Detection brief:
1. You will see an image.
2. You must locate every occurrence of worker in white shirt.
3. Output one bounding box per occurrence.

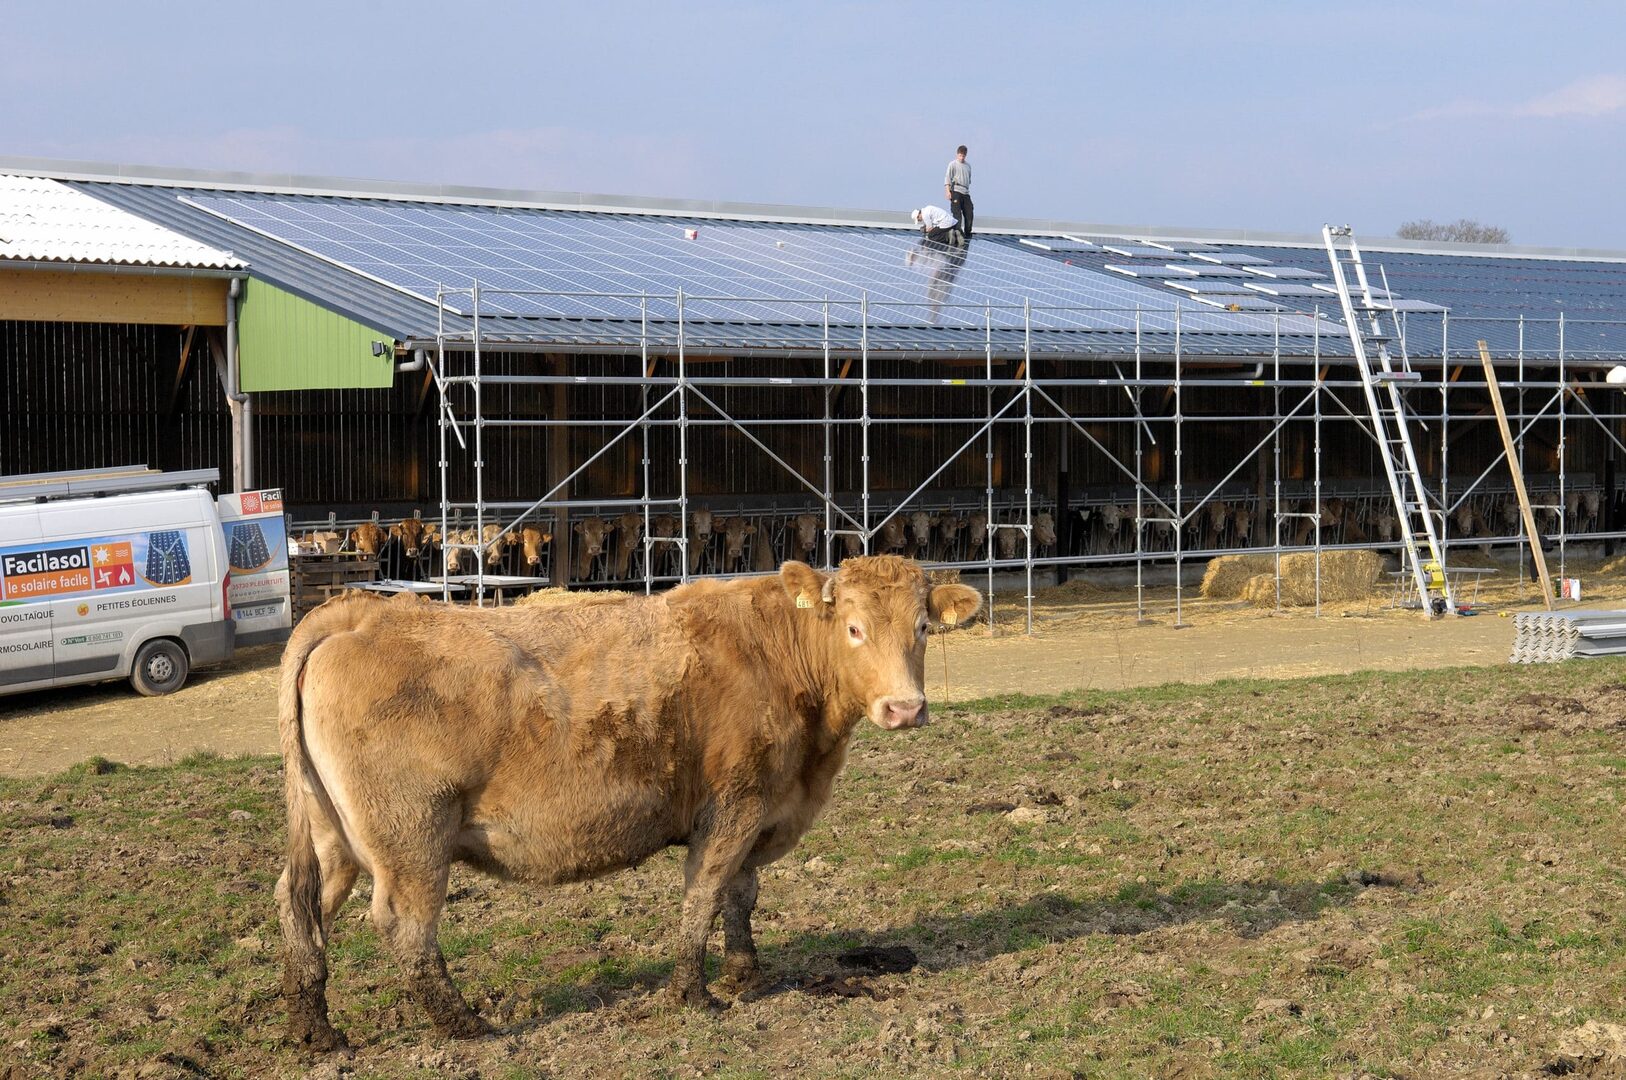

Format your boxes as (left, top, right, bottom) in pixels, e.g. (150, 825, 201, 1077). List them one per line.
(910, 205, 964, 246)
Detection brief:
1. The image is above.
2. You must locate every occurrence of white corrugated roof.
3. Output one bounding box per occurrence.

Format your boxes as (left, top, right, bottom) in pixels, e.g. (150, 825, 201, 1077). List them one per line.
(0, 173, 244, 269)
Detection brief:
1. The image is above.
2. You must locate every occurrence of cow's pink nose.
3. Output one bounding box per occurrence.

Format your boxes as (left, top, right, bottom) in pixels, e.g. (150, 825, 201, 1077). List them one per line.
(884, 698, 926, 728)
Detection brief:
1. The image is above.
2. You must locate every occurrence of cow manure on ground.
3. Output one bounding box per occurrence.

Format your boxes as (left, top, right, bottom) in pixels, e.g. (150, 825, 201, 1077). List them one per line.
(798, 973, 897, 1000)
(1045, 704, 1102, 719)
(836, 945, 917, 974)
(964, 800, 1017, 816)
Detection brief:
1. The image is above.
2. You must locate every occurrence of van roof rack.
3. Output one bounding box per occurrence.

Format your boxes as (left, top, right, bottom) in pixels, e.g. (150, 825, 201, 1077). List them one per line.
(0, 465, 221, 504)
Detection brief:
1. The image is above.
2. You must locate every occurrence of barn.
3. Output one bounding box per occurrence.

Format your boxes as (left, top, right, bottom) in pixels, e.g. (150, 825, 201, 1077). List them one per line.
(5, 157, 1626, 600)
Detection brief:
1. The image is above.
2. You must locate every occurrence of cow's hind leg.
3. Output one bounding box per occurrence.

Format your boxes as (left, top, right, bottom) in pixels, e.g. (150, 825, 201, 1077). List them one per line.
(312, 811, 359, 938)
(717, 867, 761, 991)
(371, 860, 492, 1039)
(277, 794, 347, 1053)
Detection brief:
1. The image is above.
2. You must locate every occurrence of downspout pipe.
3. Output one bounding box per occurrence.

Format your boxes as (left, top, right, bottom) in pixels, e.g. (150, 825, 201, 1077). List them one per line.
(395, 346, 426, 373)
(223, 278, 252, 491)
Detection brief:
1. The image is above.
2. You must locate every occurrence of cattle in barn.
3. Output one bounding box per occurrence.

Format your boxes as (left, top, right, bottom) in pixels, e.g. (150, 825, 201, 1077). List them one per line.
(391, 518, 430, 560)
(934, 511, 967, 561)
(841, 531, 864, 559)
(1202, 502, 1230, 550)
(688, 509, 717, 575)
(790, 513, 820, 564)
(350, 522, 387, 557)
(1033, 511, 1057, 554)
(1497, 495, 1521, 537)
(1451, 502, 1488, 540)
(717, 516, 757, 574)
(965, 510, 990, 559)
(441, 528, 477, 576)
(572, 516, 615, 582)
(610, 513, 646, 581)
(481, 523, 514, 572)
(750, 517, 781, 573)
(275, 557, 982, 1048)
(1582, 489, 1602, 533)
(993, 520, 1021, 560)
(1096, 504, 1131, 554)
(876, 517, 908, 555)
(905, 511, 936, 560)
(518, 525, 552, 572)
(1229, 506, 1255, 548)
(1371, 505, 1399, 545)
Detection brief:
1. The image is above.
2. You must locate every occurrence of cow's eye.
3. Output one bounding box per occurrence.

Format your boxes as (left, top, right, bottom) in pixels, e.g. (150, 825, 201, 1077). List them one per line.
(847, 624, 864, 643)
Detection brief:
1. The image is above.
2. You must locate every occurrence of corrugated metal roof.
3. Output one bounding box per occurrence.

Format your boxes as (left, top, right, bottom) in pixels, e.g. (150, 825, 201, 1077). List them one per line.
(0, 174, 244, 270)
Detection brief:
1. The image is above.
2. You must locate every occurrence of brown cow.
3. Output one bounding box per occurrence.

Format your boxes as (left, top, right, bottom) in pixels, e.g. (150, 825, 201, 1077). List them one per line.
(572, 516, 615, 582)
(905, 511, 936, 560)
(790, 513, 820, 563)
(934, 511, 967, 561)
(751, 518, 779, 573)
(275, 558, 981, 1048)
(391, 518, 429, 558)
(717, 515, 756, 573)
(350, 522, 387, 557)
(441, 527, 476, 575)
(650, 514, 680, 577)
(876, 517, 907, 555)
(1033, 511, 1057, 553)
(840, 531, 864, 559)
(610, 512, 646, 581)
(481, 523, 512, 571)
(519, 525, 552, 570)
(688, 509, 716, 575)
(966, 510, 989, 558)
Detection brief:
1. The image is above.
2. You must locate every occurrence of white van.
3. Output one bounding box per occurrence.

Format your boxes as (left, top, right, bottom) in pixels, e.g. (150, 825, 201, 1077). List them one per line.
(0, 467, 291, 697)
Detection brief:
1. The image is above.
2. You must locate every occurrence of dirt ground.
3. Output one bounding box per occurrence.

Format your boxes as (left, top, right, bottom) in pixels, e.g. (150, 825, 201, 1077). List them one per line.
(0, 553, 1610, 778)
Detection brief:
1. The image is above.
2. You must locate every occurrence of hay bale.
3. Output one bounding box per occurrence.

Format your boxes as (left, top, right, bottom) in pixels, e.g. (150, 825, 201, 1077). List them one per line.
(1200, 554, 1275, 600)
(1238, 550, 1385, 607)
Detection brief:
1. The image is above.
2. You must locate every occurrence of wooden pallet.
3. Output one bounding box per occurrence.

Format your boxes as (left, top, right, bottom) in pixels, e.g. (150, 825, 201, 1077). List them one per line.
(291, 553, 379, 621)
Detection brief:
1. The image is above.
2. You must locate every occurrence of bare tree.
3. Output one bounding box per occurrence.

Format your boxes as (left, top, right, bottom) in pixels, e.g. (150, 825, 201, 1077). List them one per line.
(1396, 218, 1510, 244)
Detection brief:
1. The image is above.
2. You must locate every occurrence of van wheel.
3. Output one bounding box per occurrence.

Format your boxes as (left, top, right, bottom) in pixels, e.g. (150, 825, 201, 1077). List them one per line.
(131, 639, 189, 696)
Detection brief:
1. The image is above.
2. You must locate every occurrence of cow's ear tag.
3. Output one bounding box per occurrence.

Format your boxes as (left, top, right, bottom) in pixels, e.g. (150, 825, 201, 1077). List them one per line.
(796, 592, 813, 609)
(943, 610, 958, 626)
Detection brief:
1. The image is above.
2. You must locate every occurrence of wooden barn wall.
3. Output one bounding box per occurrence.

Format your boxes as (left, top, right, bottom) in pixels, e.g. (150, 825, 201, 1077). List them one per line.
(0, 321, 231, 479)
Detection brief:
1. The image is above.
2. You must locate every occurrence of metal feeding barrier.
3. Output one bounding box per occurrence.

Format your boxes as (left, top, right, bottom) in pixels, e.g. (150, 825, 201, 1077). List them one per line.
(1510, 610, 1626, 663)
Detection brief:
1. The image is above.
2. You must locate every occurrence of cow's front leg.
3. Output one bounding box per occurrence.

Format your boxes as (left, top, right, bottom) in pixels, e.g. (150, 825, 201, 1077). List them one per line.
(669, 820, 756, 1009)
(717, 867, 761, 991)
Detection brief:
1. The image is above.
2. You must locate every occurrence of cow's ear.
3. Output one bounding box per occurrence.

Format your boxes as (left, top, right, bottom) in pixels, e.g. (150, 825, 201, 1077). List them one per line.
(745, 523, 757, 535)
(780, 561, 833, 616)
(573, 522, 584, 534)
(929, 583, 982, 628)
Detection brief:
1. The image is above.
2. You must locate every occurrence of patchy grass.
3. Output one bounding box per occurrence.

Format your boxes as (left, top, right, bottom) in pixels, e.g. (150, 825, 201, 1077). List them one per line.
(4, 660, 1626, 1076)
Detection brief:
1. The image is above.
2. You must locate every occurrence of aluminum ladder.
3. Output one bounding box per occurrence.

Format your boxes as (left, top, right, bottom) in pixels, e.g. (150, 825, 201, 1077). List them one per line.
(1323, 224, 1455, 617)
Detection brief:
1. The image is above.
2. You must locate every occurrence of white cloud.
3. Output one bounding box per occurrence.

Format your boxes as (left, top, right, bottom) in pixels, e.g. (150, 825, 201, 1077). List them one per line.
(1410, 74, 1626, 122)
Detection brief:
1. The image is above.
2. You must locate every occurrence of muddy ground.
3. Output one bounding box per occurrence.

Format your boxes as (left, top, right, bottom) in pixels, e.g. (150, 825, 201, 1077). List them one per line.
(2, 553, 1594, 777)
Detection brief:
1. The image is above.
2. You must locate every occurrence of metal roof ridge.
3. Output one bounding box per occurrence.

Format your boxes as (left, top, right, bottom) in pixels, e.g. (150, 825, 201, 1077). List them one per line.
(10, 154, 1626, 263)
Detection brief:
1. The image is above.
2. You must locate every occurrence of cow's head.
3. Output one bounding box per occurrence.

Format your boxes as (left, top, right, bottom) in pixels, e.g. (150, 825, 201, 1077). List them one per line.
(392, 518, 428, 557)
(1034, 511, 1057, 548)
(574, 517, 614, 561)
(443, 528, 475, 575)
(719, 516, 755, 560)
(352, 522, 387, 556)
(792, 514, 819, 554)
(615, 512, 645, 541)
(779, 557, 980, 731)
(520, 525, 552, 567)
(906, 511, 936, 546)
(481, 523, 511, 567)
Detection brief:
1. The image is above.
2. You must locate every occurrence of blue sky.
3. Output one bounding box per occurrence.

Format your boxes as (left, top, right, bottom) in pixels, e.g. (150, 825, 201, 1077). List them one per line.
(6, 2, 1626, 248)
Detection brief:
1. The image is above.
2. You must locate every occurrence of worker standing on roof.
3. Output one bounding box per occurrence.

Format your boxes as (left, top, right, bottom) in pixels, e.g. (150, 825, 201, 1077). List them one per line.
(945, 145, 973, 239)
(911, 206, 964, 246)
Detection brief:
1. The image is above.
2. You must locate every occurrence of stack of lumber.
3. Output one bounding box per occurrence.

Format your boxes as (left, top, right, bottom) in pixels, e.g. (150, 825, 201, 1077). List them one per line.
(291, 553, 379, 621)
(1510, 610, 1626, 663)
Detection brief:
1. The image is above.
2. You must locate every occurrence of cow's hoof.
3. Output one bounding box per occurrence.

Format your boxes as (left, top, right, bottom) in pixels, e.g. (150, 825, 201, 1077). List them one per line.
(440, 1012, 495, 1040)
(718, 957, 763, 994)
(292, 1019, 349, 1054)
(669, 982, 729, 1012)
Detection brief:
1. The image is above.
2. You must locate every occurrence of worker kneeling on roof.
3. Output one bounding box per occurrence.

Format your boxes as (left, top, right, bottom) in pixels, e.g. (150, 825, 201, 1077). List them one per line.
(911, 206, 965, 247)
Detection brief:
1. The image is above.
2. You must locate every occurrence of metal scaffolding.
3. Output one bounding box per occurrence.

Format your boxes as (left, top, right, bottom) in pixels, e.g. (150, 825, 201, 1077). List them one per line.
(419, 285, 1626, 628)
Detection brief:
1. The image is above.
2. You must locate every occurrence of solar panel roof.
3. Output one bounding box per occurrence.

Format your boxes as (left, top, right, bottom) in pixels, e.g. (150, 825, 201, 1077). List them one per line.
(1190, 252, 1272, 266)
(180, 192, 1330, 344)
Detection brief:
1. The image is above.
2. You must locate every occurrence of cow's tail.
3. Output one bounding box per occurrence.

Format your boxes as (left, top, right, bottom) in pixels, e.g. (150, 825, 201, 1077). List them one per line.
(278, 596, 367, 950)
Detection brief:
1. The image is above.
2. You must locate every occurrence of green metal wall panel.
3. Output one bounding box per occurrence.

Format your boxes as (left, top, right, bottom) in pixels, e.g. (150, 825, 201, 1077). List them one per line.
(238, 278, 395, 391)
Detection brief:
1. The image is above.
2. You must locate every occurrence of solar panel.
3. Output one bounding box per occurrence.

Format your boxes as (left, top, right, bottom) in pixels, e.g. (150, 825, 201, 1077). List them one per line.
(1245, 282, 1338, 297)
(1189, 252, 1272, 266)
(1190, 294, 1284, 311)
(1101, 244, 1193, 258)
(1157, 239, 1222, 252)
(178, 192, 1335, 339)
(1162, 280, 1259, 295)
(1019, 237, 1098, 253)
(1311, 282, 1389, 297)
(1163, 264, 1255, 278)
(1244, 265, 1327, 280)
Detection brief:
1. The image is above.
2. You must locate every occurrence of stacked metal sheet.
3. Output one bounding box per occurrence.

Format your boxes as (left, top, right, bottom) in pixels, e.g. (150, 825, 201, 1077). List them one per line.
(1510, 610, 1626, 663)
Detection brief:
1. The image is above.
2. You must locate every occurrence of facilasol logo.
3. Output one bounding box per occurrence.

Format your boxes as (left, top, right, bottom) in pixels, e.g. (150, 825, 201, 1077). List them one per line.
(2, 546, 89, 576)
